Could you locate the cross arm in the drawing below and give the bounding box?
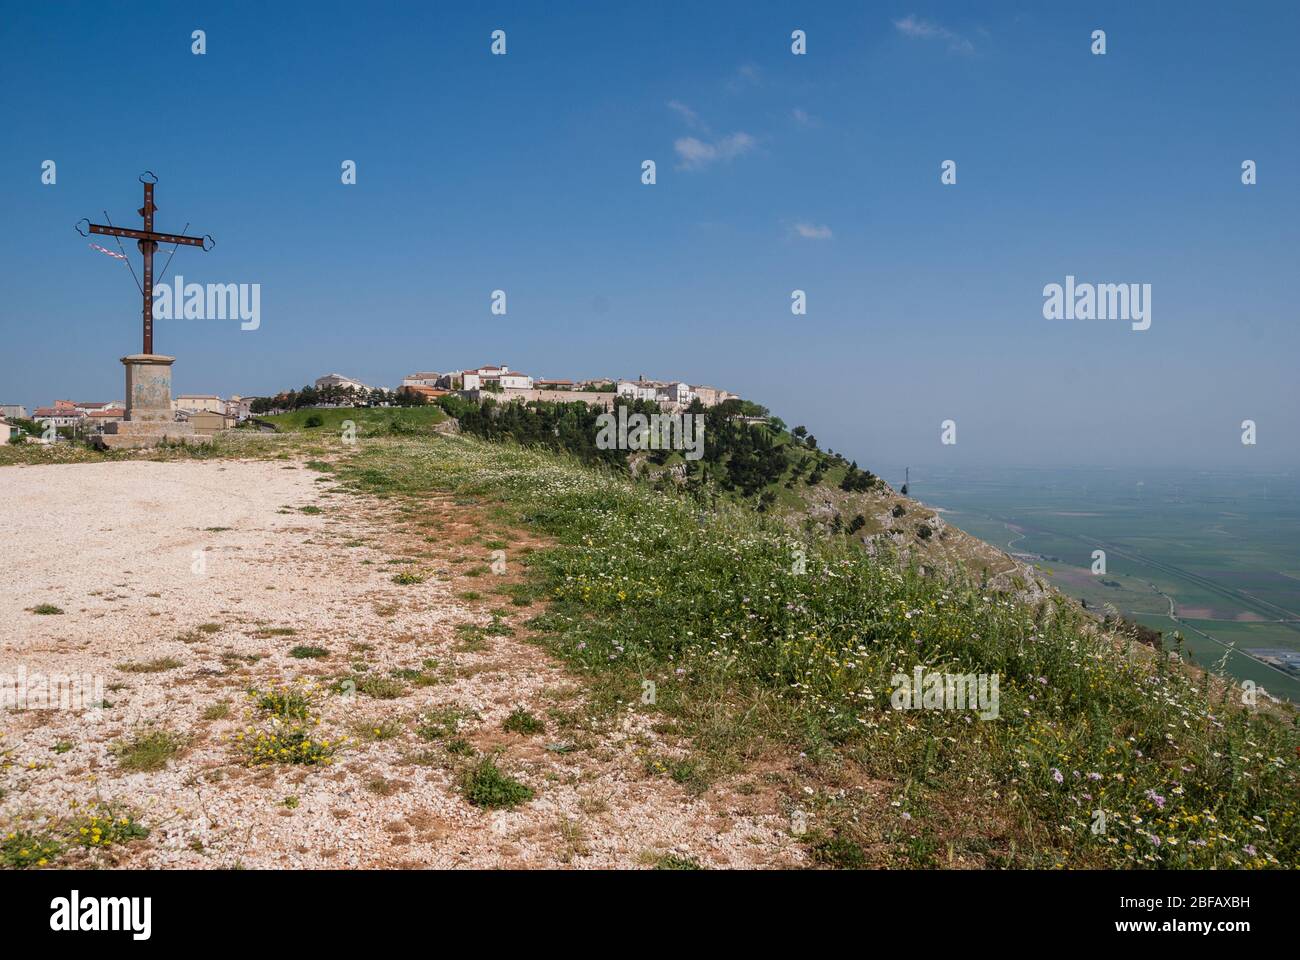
[86,223,208,248]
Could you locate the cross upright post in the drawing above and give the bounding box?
[77,172,213,355]
[139,179,157,353]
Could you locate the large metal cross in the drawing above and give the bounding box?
[77,172,213,355]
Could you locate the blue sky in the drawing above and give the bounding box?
[2,0,1297,471]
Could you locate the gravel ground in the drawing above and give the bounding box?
[0,459,804,869]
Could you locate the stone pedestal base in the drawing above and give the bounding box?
[92,353,211,450]
[95,420,209,449]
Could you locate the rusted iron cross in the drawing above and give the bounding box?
[77,172,213,355]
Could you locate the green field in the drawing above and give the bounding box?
[908,466,1300,702]
[263,405,445,434]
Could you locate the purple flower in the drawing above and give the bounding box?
[1145,789,1166,809]
[1051,768,1064,784]
[1244,845,1257,856]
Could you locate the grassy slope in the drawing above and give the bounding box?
[340,433,1298,869]
[5,411,1295,867]
[263,405,445,434]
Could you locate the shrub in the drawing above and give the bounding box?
[290,645,330,659]
[249,682,318,720]
[201,702,231,721]
[117,657,183,673]
[112,729,185,772]
[353,676,407,700]
[70,803,149,849]
[237,724,339,765]
[416,706,475,742]
[461,757,534,809]
[502,708,545,735]
[0,829,62,869]
[653,853,703,870]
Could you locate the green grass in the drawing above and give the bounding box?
[351,675,407,700]
[0,829,63,869]
[289,645,330,659]
[70,803,150,849]
[116,657,183,673]
[502,707,545,735]
[239,725,337,766]
[336,433,1300,869]
[264,405,446,435]
[416,706,476,742]
[249,685,315,720]
[201,701,231,721]
[652,853,704,870]
[29,604,63,615]
[112,729,185,772]
[461,756,534,809]
[354,718,403,741]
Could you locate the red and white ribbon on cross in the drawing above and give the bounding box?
[88,242,128,260]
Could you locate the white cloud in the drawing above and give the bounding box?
[726,63,762,93]
[892,15,974,54]
[791,107,819,127]
[674,132,756,171]
[792,222,833,240]
[667,100,707,131]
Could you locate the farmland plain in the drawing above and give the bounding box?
[899,466,1300,702]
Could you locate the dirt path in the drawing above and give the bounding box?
[0,459,802,868]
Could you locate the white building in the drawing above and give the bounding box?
[225,396,257,420]
[315,373,371,393]
[460,365,532,391]
[656,382,695,405]
[0,418,11,445]
[1,404,28,420]
[616,379,658,402]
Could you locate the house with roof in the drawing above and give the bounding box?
[87,408,125,427]
[34,406,83,427]
[459,365,532,391]
[401,371,443,387]
[398,384,450,402]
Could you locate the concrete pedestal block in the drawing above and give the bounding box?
[92,354,211,449]
[95,420,209,449]
[122,354,176,422]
